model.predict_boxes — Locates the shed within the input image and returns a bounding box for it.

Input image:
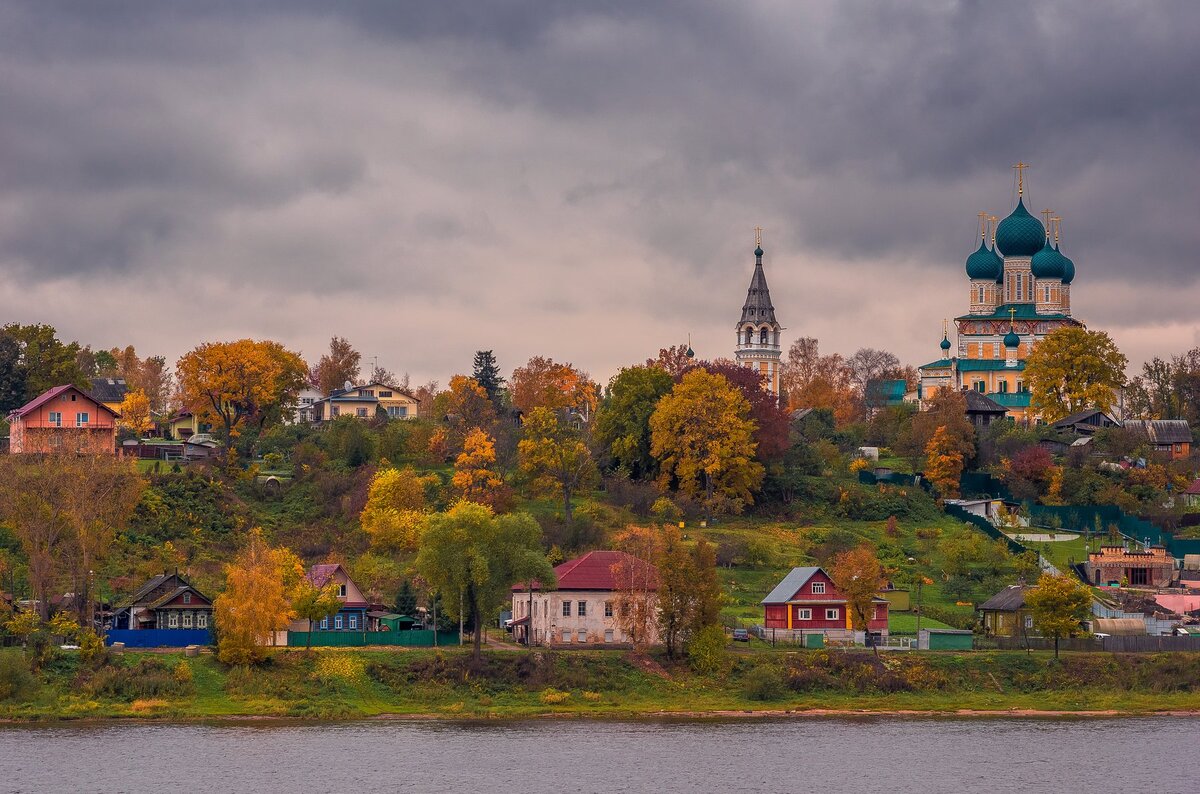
[375,613,416,632]
[918,628,974,651]
[1091,618,1146,636]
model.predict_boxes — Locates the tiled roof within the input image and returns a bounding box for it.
[7,384,119,420]
[512,550,658,592]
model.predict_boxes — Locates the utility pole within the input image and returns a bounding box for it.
[459,589,464,647]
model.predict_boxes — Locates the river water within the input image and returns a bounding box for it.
[1,716,1195,793]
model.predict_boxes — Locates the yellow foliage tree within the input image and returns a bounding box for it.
[452,428,503,504]
[1024,326,1127,422]
[1026,572,1093,659]
[924,425,964,499]
[510,356,598,418]
[359,467,435,552]
[214,530,298,665]
[116,388,153,437]
[175,339,307,444]
[831,544,885,654]
[517,407,596,522]
[649,369,764,519]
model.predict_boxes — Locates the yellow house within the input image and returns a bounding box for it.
[312,381,419,422]
[168,411,210,439]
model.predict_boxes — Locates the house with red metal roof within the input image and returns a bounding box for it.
[510,550,660,647]
[6,384,119,454]
[289,563,369,632]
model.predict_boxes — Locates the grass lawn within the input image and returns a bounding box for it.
[887,612,954,633]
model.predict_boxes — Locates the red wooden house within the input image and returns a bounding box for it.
[761,566,889,642]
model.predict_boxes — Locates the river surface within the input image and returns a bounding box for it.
[1,716,1196,793]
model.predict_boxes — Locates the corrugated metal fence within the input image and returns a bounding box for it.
[287,629,460,647]
[105,629,213,648]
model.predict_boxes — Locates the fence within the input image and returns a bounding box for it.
[1026,504,1200,559]
[287,629,460,648]
[105,629,213,648]
[993,635,1200,653]
[944,503,1026,555]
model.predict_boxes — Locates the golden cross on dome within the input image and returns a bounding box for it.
[989,215,999,244]
[1012,161,1029,195]
[1009,307,1017,325]
[1041,209,1054,237]
[942,318,949,338]
[977,211,987,240]
[754,226,763,247]
[1052,216,1062,243]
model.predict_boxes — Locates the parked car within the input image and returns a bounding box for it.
[732,628,750,642]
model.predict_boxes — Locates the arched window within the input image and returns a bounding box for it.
[760,328,769,344]
[744,328,752,344]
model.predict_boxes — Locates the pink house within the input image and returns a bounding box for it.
[6,385,118,454]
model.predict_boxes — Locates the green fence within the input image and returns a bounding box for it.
[288,629,461,648]
[945,503,1026,555]
[1026,503,1200,559]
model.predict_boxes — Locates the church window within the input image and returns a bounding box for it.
[760,328,769,344]
[744,328,752,344]
[977,286,985,304]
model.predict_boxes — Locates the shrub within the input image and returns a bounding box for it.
[0,653,37,702]
[686,625,729,676]
[83,658,192,701]
[173,661,194,686]
[539,687,571,705]
[742,666,787,701]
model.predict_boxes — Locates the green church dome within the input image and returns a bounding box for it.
[1057,244,1076,284]
[754,245,763,258]
[965,239,1002,280]
[941,335,952,351]
[1004,328,1021,348]
[1031,237,1066,279]
[995,198,1046,257]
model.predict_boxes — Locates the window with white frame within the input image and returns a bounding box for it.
[798,608,812,621]
[197,612,207,629]
[577,601,587,617]
[48,411,62,427]
[356,408,368,418]
[76,412,89,427]
[168,612,179,628]
[561,629,571,643]
[562,601,571,617]
[1024,615,1033,629]
[604,601,613,617]
[577,629,587,643]
[334,614,343,629]
[183,593,192,605]
[349,614,358,630]
[825,608,839,620]
[811,581,825,594]
[320,617,329,629]
[604,629,614,643]
[183,612,193,628]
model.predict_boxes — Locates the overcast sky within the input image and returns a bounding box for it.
[1,1,1197,386]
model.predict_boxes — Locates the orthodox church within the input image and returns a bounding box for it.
[918,165,1083,423]
[735,230,782,398]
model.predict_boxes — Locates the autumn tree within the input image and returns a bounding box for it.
[831,544,885,654]
[1024,326,1127,422]
[214,531,299,665]
[779,337,860,425]
[682,359,791,463]
[593,365,674,478]
[434,375,498,450]
[290,576,343,650]
[1026,573,1093,659]
[452,428,504,505]
[645,345,695,377]
[654,524,723,659]
[925,426,964,499]
[359,467,436,552]
[416,502,555,661]
[610,526,662,650]
[517,407,597,522]
[175,339,307,445]
[471,350,505,407]
[1125,347,1200,426]
[650,369,764,520]
[510,356,598,419]
[898,387,976,472]
[116,388,153,437]
[309,336,362,395]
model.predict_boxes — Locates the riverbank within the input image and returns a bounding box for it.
[3,646,1200,723]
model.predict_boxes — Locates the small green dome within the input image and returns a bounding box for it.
[685,346,695,359]
[754,245,763,258]
[1057,243,1076,284]
[1004,328,1021,348]
[1030,237,1066,279]
[965,239,1001,280]
[995,198,1046,257]
[940,335,952,351]
[990,245,1004,284]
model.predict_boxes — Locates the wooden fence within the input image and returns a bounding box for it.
[993,635,1200,653]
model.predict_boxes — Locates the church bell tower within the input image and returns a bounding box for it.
[734,228,782,399]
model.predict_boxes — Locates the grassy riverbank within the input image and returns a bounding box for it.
[3,646,1200,722]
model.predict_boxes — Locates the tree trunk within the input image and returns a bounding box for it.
[563,483,573,523]
[469,583,483,662]
[1054,634,1060,660]
[704,471,714,522]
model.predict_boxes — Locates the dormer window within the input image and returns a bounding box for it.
[812,581,825,594]
[183,592,192,605]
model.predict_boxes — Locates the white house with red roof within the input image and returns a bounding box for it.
[511,550,659,646]
[289,563,369,632]
[761,566,889,643]
[6,384,119,454]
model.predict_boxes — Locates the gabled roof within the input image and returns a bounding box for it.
[1184,479,1200,496]
[88,377,128,404]
[513,550,659,592]
[1122,419,1193,445]
[761,567,822,604]
[1053,409,1118,429]
[146,585,213,610]
[7,384,119,420]
[978,585,1030,612]
[307,563,346,588]
[963,390,1008,414]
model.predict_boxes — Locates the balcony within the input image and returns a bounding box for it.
[735,341,781,352]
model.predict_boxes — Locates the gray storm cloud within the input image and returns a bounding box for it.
[0,1,1196,383]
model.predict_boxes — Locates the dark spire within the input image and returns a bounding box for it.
[739,244,777,325]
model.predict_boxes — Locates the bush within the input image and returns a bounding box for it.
[742,666,787,701]
[540,687,571,705]
[686,625,729,676]
[83,657,193,701]
[0,653,37,702]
